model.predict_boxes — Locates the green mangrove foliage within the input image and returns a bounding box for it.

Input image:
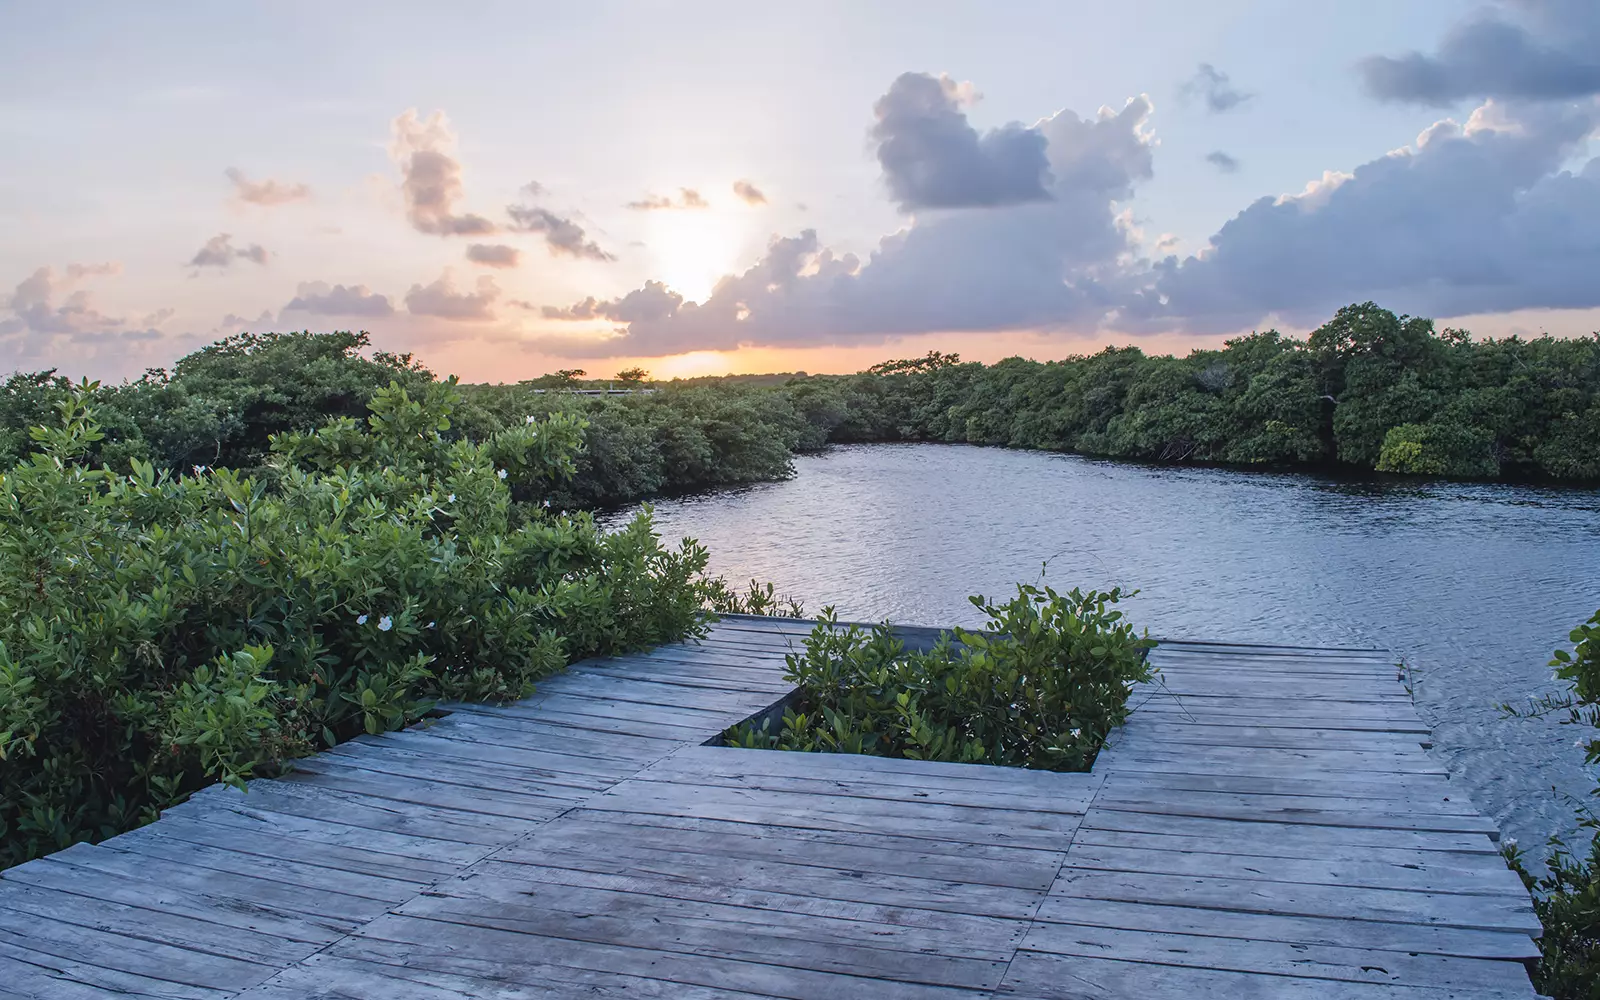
[800,303,1600,481]
[725,585,1155,771]
[0,379,717,868]
[5,303,1597,519]
[1505,609,1600,1000]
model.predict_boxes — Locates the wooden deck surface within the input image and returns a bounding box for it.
[0,617,1544,998]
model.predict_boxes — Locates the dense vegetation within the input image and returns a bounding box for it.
[1506,609,1600,1000]
[725,585,1154,771]
[796,303,1600,482]
[0,379,722,868]
[5,304,1597,515]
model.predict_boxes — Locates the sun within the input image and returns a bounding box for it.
[646,209,747,304]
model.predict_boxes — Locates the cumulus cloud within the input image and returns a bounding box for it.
[1122,98,1600,331]
[626,188,710,210]
[282,281,395,317]
[506,182,614,261]
[404,270,500,321]
[188,233,269,270]
[215,309,273,334]
[541,92,1154,356]
[872,72,1052,211]
[732,180,768,205]
[542,280,685,322]
[465,243,521,268]
[0,263,169,366]
[1206,150,1241,173]
[225,167,311,206]
[1361,0,1600,106]
[389,109,497,236]
[1180,64,1252,113]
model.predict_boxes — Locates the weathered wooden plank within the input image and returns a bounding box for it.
[583,779,1086,850]
[402,882,1022,977]
[111,812,459,885]
[1026,895,1541,959]
[1097,744,1448,775]
[188,777,527,845]
[1044,868,1542,935]
[1080,806,1501,854]
[239,946,772,999]
[41,843,388,925]
[507,812,1064,889]
[0,927,253,996]
[372,726,641,779]
[0,859,352,960]
[1061,843,1529,897]
[665,744,1094,791]
[280,758,576,822]
[1115,721,1429,751]
[0,882,306,968]
[997,951,1536,999]
[480,848,1054,920]
[552,808,1066,869]
[1095,767,1461,801]
[351,911,998,1000]
[1069,825,1510,870]
[1018,921,1536,992]
[641,763,1097,815]
[1090,790,1498,833]
[319,736,615,794]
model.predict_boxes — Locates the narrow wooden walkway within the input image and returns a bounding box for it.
[0,618,1543,999]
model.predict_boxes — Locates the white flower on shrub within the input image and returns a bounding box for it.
[447,493,456,503]
[192,465,207,475]
[525,415,536,424]
[378,615,393,632]
[497,469,508,480]
[356,614,368,625]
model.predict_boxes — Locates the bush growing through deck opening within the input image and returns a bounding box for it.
[724,584,1155,770]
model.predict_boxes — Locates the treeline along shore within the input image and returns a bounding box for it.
[4,301,1599,511]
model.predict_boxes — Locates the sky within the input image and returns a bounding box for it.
[3,0,1600,382]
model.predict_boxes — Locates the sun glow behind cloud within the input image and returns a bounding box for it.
[644,208,749,304]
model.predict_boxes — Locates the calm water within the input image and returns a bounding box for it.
[610,443,1600,854]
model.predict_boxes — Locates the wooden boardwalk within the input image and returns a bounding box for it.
[0,617,1543,998]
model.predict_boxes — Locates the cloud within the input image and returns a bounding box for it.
[215,309,273,334]
[282,281,395,317]
[404,270,500,321]
[465,243,521,268]
[389,109,497,236]
[1360,0,1600,106]
[1206,150,1241,173]
[225,167,311,206]
[626,188,711,210]
[503,182,614,261]
[542,280,684,322]
[541,93,1155,356]
[1122,98,1600,331]
[0,263,170,367]
[1180,64,1252,113]
[732,180,768,205]
[506,203,615,261]
[534,78,1600,355]
[187,233,269,270]
[872,72,1052,211]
